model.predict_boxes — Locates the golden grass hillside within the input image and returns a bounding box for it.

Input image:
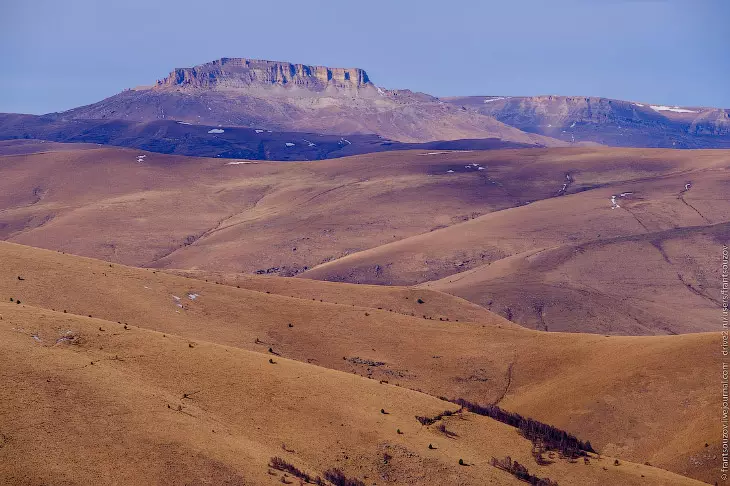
[1,302,704,486]
[0,242,719,483]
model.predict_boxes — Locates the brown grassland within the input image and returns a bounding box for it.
[0,140,726,484]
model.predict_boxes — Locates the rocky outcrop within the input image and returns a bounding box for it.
[156,58,372,91]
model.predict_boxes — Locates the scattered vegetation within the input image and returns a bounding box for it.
[269,457,323,485]
[323,468,365,486]
[416,409,456,426]
[347,357,385,367]
[454,399,595,458]
[491,456,558,485]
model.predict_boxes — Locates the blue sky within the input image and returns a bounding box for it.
[1,0,728,114]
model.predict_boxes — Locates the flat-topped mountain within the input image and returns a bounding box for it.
[446,95,730,148]
[52,58,564,145]
[2,57,729,154]
[156,57,372,91]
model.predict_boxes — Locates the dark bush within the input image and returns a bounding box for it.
[491,456,558,485]
[416,409,455,426]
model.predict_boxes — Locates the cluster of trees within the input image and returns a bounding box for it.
[415,408,456,426]
[491,456,559,486]
[453,398,595,458]
[268,458,365,486]
[269,457,323,485]
[323,468,366,486]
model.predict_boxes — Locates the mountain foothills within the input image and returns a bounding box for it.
[1,57,728,159]
[1,141,727,336]
[0,56,727,486]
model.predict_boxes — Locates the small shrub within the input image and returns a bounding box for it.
[614,459,620,466]
[458,458,465,466]
[491,456,557,485]
[417,298,425,304]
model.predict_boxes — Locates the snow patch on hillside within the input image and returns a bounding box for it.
[650,105,696,114]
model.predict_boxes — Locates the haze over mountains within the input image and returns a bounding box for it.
[1,57,729,159]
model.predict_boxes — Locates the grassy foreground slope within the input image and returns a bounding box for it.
[0,242,718,483]
[1,302,704,486]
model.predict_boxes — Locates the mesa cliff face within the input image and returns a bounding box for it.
[156,57,372,91]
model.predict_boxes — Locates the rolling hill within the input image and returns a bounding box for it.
[1,142,727,335]
[0,241,719,484]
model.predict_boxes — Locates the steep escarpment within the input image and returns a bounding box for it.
[156,57,372,91]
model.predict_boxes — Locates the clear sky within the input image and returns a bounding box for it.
[1,0,728,114]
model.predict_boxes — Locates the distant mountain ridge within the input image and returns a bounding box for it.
[446,95,730,148]
[50,57,565,146]
[1,57,729,155]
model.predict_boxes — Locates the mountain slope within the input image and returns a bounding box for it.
[56,57,565,146]
[446,95,730,148]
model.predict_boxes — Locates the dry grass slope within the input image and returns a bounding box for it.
[0,241,719,483]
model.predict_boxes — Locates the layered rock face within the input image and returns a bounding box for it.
[156,58,371,91]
